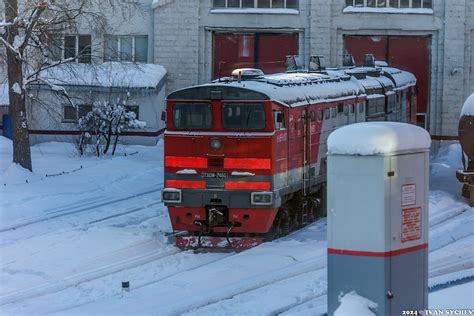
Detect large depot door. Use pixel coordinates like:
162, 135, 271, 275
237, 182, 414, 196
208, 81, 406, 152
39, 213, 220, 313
344, 35, 431, 128
213, 32, 298, 78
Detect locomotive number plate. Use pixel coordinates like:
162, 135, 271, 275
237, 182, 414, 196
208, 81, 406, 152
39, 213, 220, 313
201, 172, 227, 179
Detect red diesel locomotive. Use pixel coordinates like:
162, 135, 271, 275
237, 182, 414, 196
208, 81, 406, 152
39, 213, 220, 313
162, 55, 417, 250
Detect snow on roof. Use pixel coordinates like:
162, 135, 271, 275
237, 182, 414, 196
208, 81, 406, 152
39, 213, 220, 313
343, 6, 434, 15
0, 83, 8, 105
328, 122, 431, 155
205, 72, 365, 107
382, 67, 416, 89
39, 62, 167, 89
334, 291, 378, 316
357, 77, 383, 91
372, 75, 394, 89
329, 68, 393, 90
460, 93, 474, 117
151, 0, 174, 9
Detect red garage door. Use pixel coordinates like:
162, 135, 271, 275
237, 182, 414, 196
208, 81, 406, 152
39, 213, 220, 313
257, 33, 299, 74
344, 35, 431, 128
344, 36, 388, 66
213, 33, 298, 78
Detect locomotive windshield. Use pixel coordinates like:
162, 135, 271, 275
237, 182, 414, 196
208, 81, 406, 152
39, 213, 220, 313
172, 103, 212, 129
222, 103, 266, 130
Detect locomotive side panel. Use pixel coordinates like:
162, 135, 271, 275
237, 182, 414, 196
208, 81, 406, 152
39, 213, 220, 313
162, 66, 416, 249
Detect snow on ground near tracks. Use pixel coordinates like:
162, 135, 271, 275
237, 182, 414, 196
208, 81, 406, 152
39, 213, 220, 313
1, 137, 473, 315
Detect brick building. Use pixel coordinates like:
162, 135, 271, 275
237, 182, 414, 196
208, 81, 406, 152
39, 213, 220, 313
152, 0, 474, 138
1, 0, 472, 140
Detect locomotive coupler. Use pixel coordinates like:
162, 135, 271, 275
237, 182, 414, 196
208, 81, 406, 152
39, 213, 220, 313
208, 208, 224, 227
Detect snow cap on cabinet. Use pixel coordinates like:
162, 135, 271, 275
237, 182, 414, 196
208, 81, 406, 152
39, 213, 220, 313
328, 122, 431, 156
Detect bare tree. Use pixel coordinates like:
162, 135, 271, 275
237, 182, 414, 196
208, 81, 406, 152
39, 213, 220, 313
0, 0, 140, 171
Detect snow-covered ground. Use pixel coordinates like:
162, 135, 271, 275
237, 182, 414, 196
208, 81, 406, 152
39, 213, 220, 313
0, 137, 473, 315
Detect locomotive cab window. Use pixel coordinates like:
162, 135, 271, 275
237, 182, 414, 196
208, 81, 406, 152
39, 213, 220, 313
222, 103, 266, 130
172, 103, 212, 129
273, 110, 286, 130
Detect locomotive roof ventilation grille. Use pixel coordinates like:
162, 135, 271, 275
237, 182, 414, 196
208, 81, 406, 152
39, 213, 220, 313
342, 54, 356, 68
363, 54, 376, 68
309, 55, 326, 72
285, 55, 303, 72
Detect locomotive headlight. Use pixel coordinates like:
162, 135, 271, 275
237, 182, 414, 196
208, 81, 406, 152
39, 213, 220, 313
251, 192, 273, 205
210, 138, 221, 151
162, 189, 182, 203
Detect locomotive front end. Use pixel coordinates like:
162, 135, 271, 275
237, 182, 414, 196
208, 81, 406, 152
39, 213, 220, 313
163, 85, 282, 249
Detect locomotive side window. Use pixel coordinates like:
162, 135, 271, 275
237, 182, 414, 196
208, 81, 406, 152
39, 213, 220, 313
331, 107, 337, 118
222, 103, 266, 130
358, 102, 365, 113
273, 110, 286, 130
324, 108, 330, 119
172, 103, 212, 129
337, 103, 344, 113
318, 110, 323, 121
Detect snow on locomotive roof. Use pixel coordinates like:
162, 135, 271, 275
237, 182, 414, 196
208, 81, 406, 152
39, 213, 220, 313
328, 122, 431, 156
382, 67, 416, 89
201, 72, 365, 107
357, 77, 384, 90
461, 93, 474, 117
328, 68, 394, 91
373, 75, 395, 89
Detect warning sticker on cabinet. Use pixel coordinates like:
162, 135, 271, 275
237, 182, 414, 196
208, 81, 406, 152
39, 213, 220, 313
401, 207, 422, 243
401, 184, 416, 206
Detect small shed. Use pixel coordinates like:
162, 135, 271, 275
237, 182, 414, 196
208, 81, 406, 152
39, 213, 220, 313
26, 62, 167, 145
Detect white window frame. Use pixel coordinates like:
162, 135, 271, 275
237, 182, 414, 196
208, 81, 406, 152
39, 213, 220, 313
346, 0, 431, 8
214, 0, 298, 9
62, 35, 92, 63
62, 104, 92, 123
104, 35, 148, 63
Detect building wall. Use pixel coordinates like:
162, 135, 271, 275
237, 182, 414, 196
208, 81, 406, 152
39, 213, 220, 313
152, 0, 473, 138
26, 84, 166, 146
153, 0, 200, 93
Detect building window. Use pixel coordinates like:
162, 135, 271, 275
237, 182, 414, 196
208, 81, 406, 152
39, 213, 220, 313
345, 0, 431, 8
104, 35, 148, 63
63, 105, 92, 122
50, 35, 92, 63
213, 0, 298, 9
125, 105, 139, 119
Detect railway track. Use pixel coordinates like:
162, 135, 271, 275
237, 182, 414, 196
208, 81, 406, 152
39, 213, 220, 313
0, 186, 163, 233
0, 238, 179, 306
174, 253, 327, 315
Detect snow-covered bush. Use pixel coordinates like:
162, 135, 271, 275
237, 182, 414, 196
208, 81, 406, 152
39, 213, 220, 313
78, 101, 146, 156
